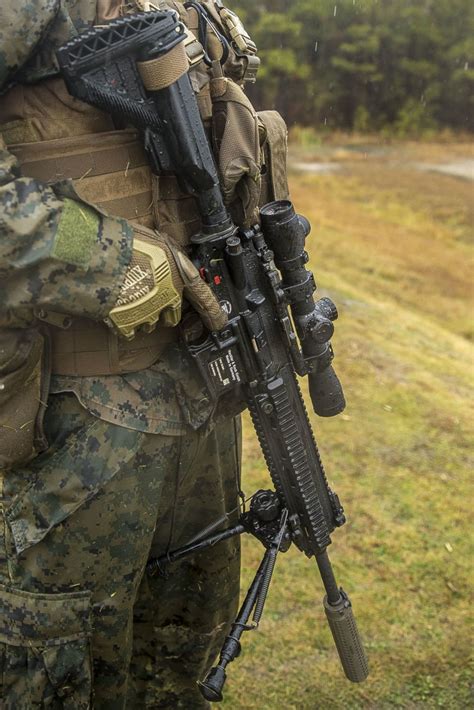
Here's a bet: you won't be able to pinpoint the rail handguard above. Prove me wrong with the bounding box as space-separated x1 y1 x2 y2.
57 10 368 700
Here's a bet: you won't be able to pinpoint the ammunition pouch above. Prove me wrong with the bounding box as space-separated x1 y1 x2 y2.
257 110 290 205
210 73 261 227
0 329 50 468
48 318 177 376
2 76 167 377
152 174 202 247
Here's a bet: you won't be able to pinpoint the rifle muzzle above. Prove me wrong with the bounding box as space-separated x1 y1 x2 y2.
324 590 369 682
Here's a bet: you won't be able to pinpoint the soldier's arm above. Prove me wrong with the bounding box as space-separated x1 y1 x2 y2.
0 135 133 327
0 0 133 328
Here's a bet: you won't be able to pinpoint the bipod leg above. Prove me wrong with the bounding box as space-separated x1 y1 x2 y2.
198 550 269 703
199 510 288 702
146 522 246 576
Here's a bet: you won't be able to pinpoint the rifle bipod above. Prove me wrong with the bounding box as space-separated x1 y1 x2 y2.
199 509 288 702
146 490 289 701
146 488 368 701
146 489 290 577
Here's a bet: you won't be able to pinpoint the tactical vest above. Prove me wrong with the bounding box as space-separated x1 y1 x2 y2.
0 0 288 377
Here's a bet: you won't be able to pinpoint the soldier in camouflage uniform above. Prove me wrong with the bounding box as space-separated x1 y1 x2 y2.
0 0 270 707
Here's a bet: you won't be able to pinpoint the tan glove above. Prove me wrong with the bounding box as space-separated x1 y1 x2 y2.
105 227 227 340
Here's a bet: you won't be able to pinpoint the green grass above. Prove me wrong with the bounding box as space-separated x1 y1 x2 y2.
222 144 473 709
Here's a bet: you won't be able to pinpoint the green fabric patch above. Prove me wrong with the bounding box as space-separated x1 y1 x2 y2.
52 199 99 267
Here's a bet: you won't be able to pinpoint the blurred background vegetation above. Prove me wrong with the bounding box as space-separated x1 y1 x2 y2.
223 144 473 708
233 0 473 136
220 1 473 707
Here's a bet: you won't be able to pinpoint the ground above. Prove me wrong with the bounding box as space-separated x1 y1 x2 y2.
221 138 473 709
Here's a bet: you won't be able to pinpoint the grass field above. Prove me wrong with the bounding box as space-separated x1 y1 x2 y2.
222 139 473 709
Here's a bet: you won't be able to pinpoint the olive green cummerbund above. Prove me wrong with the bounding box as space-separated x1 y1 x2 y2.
48 318 178 376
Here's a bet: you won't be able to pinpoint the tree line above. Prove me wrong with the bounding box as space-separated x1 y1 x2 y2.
232 0 473 133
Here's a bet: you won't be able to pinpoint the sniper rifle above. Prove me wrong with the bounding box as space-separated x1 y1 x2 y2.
56 9 369 701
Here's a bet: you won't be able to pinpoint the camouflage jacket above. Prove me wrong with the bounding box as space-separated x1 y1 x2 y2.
0 0 135 327
0 0 218 437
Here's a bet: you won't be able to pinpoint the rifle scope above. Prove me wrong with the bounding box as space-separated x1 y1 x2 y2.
260 200 346 417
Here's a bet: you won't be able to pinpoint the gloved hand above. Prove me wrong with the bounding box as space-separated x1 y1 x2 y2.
106 227 227 340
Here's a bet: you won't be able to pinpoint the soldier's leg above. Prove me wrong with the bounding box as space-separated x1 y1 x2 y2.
128 416 242 709
0 392 190 710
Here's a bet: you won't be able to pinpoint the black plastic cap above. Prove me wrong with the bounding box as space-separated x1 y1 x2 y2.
309 366 346 417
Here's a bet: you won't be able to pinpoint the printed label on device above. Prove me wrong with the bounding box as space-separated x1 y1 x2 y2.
208 350 241 389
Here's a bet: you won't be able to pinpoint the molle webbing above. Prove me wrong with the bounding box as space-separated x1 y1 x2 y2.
9 130 154 227
49 319 177 376
152 174 201 247
8 127 177 375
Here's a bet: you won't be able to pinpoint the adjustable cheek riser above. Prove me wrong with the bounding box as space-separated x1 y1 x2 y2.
56 11 232 237
136 30 233 235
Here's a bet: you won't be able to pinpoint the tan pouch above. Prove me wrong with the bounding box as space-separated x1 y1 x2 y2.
210 74 261 227
257 110 290 206
197 0 260 84
0 329 50 469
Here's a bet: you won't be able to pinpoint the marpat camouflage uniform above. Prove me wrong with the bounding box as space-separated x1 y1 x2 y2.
0 1 242 707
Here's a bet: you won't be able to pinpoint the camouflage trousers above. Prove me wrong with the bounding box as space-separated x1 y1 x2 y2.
0 393 242 709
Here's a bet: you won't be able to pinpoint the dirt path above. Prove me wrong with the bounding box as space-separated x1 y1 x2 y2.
414 159 474 180
289 142 474 180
